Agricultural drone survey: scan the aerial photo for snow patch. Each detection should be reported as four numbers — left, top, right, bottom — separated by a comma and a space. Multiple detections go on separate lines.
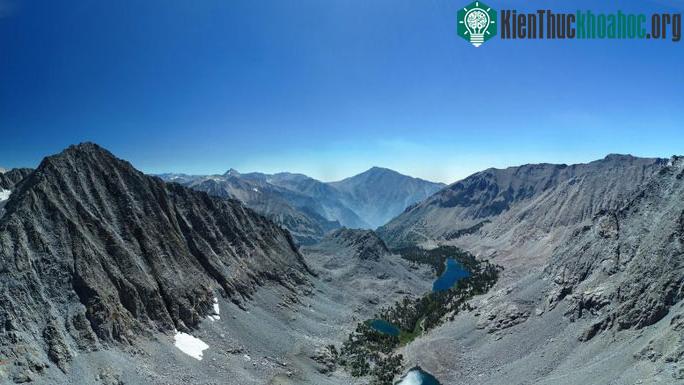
174, 331, 209, 360
208, 297, 220, 321
252, 188, 259, 193
0, 189, 10, 202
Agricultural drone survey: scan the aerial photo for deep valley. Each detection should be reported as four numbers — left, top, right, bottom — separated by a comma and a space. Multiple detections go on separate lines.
0, 146, 682, 385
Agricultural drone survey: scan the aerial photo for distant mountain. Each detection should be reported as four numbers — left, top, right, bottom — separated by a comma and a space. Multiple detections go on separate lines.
159, 167, 444, 244
377, 154, 666, 249
329, 167, 445, 228
241, 171, 371, 229
0, 143, 310, 375
169, 172, 341, 245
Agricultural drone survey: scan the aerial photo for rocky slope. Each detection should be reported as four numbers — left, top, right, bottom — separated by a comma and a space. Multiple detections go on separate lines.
544, 156, 684, 342
329, 167, 445, 228
0, 167, 33, 217
378, 155, 666, 269
399, 156, 684, 384
314, 228, 390, 261
22, 216, 432, 385
0, 143, 310, 382
0, 168, 33, 190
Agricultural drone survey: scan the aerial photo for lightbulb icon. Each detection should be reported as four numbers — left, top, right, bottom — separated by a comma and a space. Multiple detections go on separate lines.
464, 7, 489, 47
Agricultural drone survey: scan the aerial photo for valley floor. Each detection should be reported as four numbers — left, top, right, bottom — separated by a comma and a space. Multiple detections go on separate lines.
27, 246, 433, 385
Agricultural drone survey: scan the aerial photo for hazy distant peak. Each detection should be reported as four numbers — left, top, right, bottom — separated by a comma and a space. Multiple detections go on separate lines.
224, 168, 241, 177
366, 166, 394, 173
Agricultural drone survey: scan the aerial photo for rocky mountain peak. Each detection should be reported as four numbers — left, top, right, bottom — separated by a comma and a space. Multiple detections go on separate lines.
0, 143, 311, 376
224, 168, 241, 177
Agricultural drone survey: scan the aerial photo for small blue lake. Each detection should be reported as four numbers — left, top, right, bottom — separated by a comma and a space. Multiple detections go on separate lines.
432, 258, 470, 292
396, 367, 442, 385
369, 319, 400, 336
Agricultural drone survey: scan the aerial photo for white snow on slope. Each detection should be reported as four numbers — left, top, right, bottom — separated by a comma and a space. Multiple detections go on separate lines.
174, 331, 209, 360
0, 189, 10, 202
208, 297, 220, 321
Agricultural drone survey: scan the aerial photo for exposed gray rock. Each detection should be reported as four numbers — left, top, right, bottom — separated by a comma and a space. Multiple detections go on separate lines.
476, 302, 531, 333
378, 154, 666, 249
545, 156, 684, 340
0, 168, 33, 218
399, 156, 684, 385
318, 228, 390, 261
0, 143, 311, 382
310, 346, 337, 374
0, 168, 33, 190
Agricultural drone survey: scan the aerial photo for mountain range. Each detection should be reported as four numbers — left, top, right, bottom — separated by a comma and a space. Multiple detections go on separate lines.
0, 145, 682, 384
378, 154, 683, 384
158, 166, 444, 244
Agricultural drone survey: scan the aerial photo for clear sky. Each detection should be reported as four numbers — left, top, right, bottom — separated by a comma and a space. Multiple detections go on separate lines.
1, 0, 682, 183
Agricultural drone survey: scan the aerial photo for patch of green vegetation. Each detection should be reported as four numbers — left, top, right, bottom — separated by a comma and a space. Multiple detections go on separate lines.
398, 316, 423, 345
392, 245, 476, 276
337, 246, 502, 385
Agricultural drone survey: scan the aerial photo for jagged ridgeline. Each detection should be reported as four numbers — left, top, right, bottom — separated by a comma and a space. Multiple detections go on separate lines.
0, 143, 311, 373
338, 246, 501, 385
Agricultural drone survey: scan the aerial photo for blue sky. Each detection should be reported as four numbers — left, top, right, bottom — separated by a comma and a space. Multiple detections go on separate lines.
1, 0, 682, 183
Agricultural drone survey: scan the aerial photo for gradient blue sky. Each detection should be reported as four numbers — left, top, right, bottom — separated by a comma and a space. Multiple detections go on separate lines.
1, 0, 682, 183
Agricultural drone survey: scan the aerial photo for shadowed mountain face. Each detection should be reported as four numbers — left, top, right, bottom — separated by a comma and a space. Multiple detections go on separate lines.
160, 167, 444, 244
0, 143, 309, 374
377, 155, 667, 249
329, 167, 445, 228
0, 168, 34, 216
0, 168, 33, 190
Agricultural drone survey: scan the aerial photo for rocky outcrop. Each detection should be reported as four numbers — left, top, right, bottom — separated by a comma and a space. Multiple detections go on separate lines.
544, 156, 684, 340
0, 143, 311, 380
476, 302, 531, 333
0, 168, 33, 218
378, 155, 666, 248
0, 168, 33, 190
319, 228, 390, 261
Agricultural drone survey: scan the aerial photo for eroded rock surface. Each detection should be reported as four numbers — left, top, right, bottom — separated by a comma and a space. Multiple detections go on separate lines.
0, 143, 310, 381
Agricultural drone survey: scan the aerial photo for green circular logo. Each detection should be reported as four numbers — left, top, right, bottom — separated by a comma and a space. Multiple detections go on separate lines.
458, 1, 497, 47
